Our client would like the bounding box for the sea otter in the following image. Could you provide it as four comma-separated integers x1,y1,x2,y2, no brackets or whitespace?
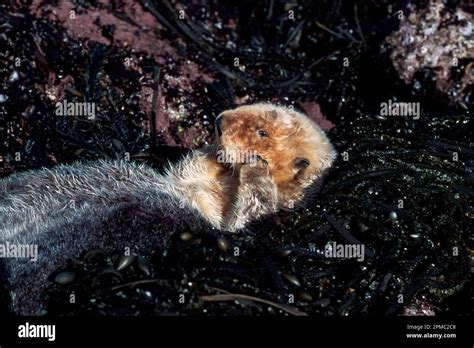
0,103,336,315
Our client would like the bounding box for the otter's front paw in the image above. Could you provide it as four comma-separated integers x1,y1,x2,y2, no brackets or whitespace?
241,155,269,178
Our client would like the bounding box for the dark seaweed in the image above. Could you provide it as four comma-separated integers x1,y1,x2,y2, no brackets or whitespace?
0,0,472,316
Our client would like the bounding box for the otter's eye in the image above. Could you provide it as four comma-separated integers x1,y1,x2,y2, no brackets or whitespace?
258,130,269,138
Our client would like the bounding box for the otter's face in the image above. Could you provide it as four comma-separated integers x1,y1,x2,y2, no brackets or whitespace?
215,103,336,208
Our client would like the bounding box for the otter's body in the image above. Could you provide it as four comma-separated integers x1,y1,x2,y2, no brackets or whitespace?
0,103,336,315
0,150,212,315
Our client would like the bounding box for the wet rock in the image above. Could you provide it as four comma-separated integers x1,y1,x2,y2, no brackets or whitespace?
54,271,75,285
216,238,229,252
180,232,193,241
117,254,136,271
384,0,473,104
297,291,313,302
136,256,152,276
282,274,301,287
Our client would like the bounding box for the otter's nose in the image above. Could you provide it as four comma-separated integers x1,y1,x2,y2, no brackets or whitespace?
215,114,223,137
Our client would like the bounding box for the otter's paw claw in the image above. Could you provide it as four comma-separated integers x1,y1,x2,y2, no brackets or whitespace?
251,155,268,167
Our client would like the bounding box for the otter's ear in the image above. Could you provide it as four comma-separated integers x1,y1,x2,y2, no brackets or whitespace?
294,157,310,169
294,157,310,179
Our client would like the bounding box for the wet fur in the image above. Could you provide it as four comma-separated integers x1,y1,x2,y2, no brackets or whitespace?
0,103,336,315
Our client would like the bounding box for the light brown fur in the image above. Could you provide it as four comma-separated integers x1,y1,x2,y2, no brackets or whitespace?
190,103,337,231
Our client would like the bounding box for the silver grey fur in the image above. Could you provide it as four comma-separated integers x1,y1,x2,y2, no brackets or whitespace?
0,149,277,315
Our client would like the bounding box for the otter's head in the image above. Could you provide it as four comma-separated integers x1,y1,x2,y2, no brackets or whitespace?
214,103,337,209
